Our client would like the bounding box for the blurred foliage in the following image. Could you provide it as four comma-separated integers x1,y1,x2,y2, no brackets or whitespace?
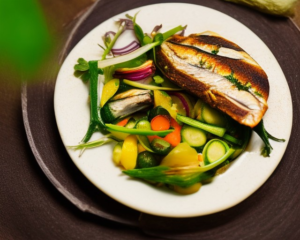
224,0,299,17
0,0,53,82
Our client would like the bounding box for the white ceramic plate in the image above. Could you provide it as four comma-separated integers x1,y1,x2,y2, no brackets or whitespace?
54,3,292,217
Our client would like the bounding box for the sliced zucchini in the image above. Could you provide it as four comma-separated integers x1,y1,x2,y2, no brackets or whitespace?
125,118,136,129
181,125,207,147
137,151,159,168
148,106,170,122
150,138,171,155
201,104,226,127
136,119,154,153
203,139,229,165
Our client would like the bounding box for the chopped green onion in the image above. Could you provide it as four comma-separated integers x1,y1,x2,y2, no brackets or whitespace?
222,133,243,145
176,114,226,137
106,124,173,137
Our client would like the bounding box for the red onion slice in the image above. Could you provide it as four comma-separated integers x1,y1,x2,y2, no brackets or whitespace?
111,40,140,56
104,31,116,38
113,68,154,81
169,92,190,117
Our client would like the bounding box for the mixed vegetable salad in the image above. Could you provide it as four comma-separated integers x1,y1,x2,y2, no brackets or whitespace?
70,13,284,195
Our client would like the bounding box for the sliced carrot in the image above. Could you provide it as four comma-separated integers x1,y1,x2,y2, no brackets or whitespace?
150,115,171,131
198,154,203,162
148,118,181,147
164,118,182,147
116,117,130,127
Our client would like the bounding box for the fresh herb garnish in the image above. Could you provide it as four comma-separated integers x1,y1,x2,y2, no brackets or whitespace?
74,58,90,82
254,91,263,98
224,72,251,92
211,49,219,55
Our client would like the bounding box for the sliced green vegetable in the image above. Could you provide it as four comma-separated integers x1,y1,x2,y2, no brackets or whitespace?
150,138,171,155
106,124,173,137
201,104,226,127
125,118,136,129
203,139,229,165
222,133,242,145
176,114,226,137
181,125,207,147
123,79,182,91
136,119,154,153
137,151,159,168
153,75,164,84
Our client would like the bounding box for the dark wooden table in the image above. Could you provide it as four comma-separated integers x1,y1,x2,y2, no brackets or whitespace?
2,0,300,239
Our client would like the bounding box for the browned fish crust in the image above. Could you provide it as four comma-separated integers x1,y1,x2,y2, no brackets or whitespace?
166,41,269,100
156,48,258,124
156,33,270,127
171,34,244,52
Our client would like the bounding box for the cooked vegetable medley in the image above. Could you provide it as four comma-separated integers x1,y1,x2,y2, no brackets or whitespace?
70,12,285,194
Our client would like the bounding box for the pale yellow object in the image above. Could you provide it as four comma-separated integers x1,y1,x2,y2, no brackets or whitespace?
174,183,202,195
137,143,146,153
225,0,298,16
100,78,119,107
160,142,198,167
120,135,138,170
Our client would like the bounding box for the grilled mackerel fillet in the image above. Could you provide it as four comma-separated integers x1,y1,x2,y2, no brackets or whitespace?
156,31,269,128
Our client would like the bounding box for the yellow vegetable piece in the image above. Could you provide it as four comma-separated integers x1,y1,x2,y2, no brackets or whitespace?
112,142,123,166
193,99,204,120
174,182,202,195
100,78,119,107
120,135,138,170
153,90,178,120
110,130,129,140
160,142,198,167
137,143,146,153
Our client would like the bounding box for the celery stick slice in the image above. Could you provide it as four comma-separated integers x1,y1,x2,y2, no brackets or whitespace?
176,114,226,137
106,124,173,137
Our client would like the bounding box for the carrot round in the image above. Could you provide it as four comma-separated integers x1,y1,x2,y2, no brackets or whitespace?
164,118,181,147
148,118,181,147
151,115,170,131
116,117,130,127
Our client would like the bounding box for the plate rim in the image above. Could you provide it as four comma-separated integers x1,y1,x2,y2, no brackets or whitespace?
53,2,293,218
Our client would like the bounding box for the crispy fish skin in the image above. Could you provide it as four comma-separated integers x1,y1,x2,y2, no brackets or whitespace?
156,32,269,128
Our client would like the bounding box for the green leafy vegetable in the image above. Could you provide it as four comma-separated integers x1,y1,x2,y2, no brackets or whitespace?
68,134,118,156
81,61,107,143
253,120,285,157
